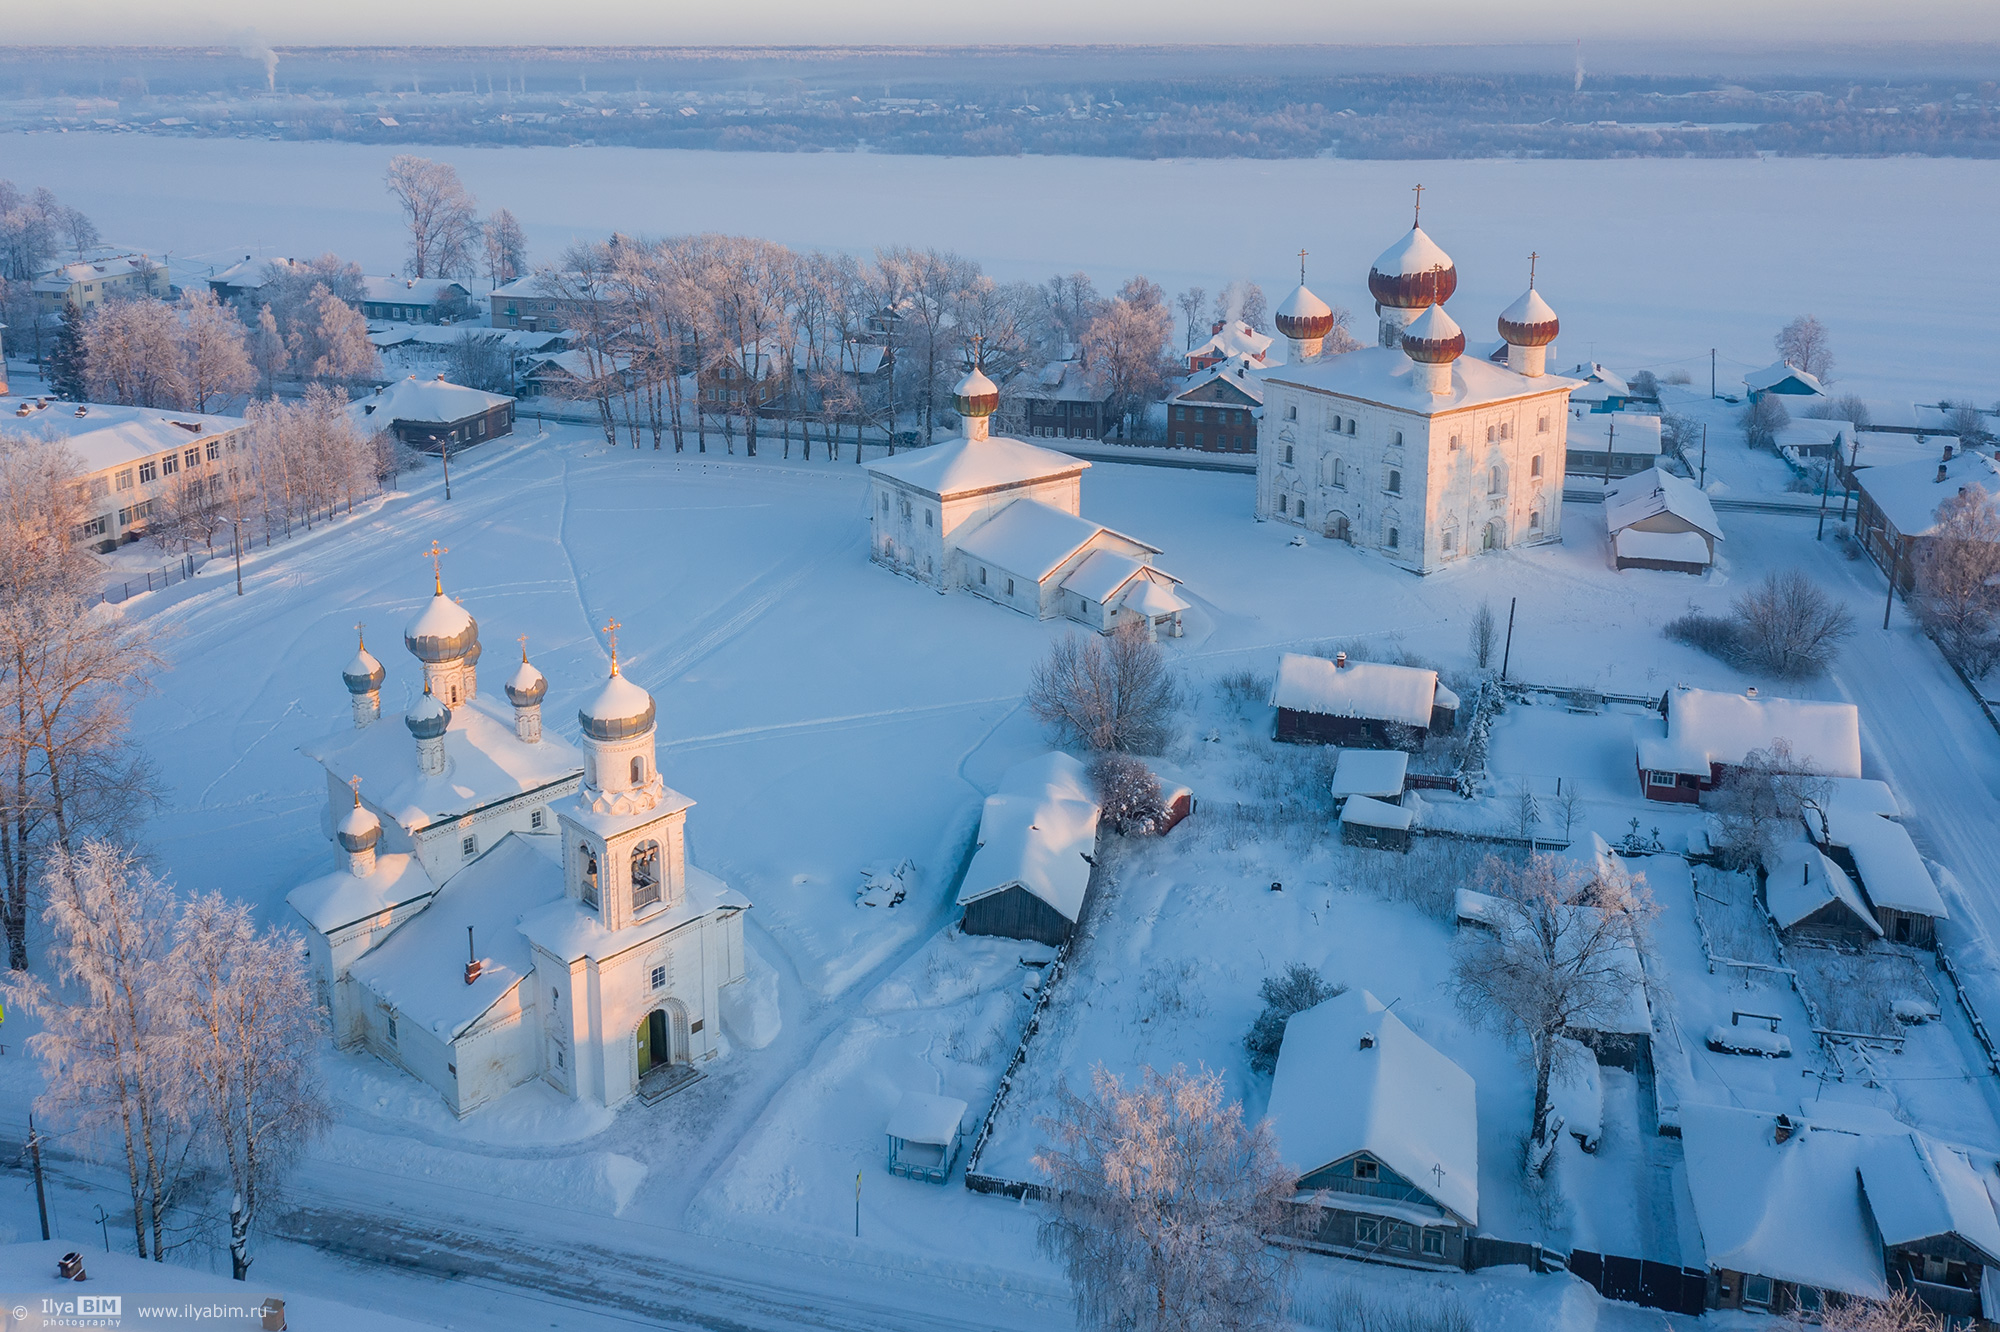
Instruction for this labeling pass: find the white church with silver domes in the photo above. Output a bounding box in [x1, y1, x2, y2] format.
[287, 556, 750, 1116]
[1256, 198, 1580, 572]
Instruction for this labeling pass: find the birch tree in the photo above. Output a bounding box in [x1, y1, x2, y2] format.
[288, 285, 379, 386]
[1775, 314, 1834, 383]
[1027, 621, 1181, 755]
[1034, 1063, 1295, 1332]
[1451, 853, 1653, 1168]
[82, 298, 188, 409]
[385, 156, 480, 279]
[482, 208, 528, 286]
[175, 289, 255, 412]
[1919, 487, 2000, 672]
[248, 304, 289, 396]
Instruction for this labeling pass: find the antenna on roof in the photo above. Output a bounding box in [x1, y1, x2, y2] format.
[1411, 183, 1424, 228]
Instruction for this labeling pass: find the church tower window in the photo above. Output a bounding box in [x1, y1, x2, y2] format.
[631, 841, 662, 911]
[581, 848, 600, 908]
[1284, 445, 1294, 464]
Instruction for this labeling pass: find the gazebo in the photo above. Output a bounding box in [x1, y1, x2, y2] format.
[885, 1092, 968, 1184]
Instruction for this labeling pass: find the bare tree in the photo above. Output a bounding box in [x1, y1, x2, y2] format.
[1040, 271, 1102, 354]
[1775, 315, 1834, 383]
[1034, 1063, 1295, 1332]
[1090, 753, 1165, 834]
[1942, 401, 1993, 447]
[1713, 740, 1833, 872]
[1027, 621, 1180, 754]
[1211, 281, 1268, 333]
[1083, 293, 1172, 438]
[384, 156, 480, 279]
[1732, 569, 1855, 677]
[1740, 393, 1791, 450]
[1553, 783, 1584, 842]
[1174, 286, 1206, 351]
[173, 892, 330, 1279]
[446, 331, 515, 395]
[1452, 853, 1653, 1166]
[1469, 600, 1498, 669]
[1244, 964, 1345, 1075]
[1806, 393, 1871, 429]
[1918, 488, 2000, 672]
[482, 207, 528, 286]
[175, 289, 255, 412]
[0, 181, 65, 279]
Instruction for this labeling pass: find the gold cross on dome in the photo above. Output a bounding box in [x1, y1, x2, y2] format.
[1529, 251, 1539, 287]
[518, 633, 530, 662]
[422, 540, 448, 593]
[1297, 248, 1309, 284]
[1412, 183, 1424, 226]
[604, 617, 622, 673]
[348, 774, 363, 806]
[354, 621, 366, 650]
[971, 333, 985, 368]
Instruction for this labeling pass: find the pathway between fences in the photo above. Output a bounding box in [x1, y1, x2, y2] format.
[98, 552, 209, 606]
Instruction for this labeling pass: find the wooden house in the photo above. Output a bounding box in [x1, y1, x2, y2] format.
[1270, 652, 1456, 749]
[350, 375, 516, 454]
[359, 276, 473, 325]
[998, 359, 1117, 442]
[1860, 1134, 2000, 1324]
[1742, 360, 1827, 405]
[956, 753, 1100, 947]
[885, 1091, 968, 1185]
[1565, 362, 1639, 414]
[1764, 841, 1884, 946]
[1265, 990, 1478, 1270]
[1636, 686, 1861, 804]
[1166, 365, 1261, 453]
[1854, 446, 2000, 585]
[1339, 796, 1413, 852]
[1565, 412, 1662, 479]
[1184, 319, 1274, 374]
[1603, 466, 1722, 573]
[1805, 807, 1946, 950]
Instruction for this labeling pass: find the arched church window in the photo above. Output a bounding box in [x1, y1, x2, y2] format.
[631, 840, 662, 911]
[581, 847, 600, 908]
[630, 755, 647, 786]
[1284, 445, 1294, 465]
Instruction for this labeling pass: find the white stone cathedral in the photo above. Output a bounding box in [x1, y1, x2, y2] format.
[1256, 203, 1579, 572]
[287, 556, 749, 1116]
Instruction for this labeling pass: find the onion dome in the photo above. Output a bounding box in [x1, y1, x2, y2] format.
[1400, 304, 1466, 364]
[952, 364, 1000, 420]
[335, 795, 382, 854]
[1367, 226, 1457, 311]
[506, 655, 548, 708]
[578, 667, 656, 742]
[465, 638, 483, 669]
[405, 588, 479, 665]
[1498, 287, 1560, 348]
[1274, 283, 1336, 342]
[343, 636, 385, 696]
[405, 687, 452, 741]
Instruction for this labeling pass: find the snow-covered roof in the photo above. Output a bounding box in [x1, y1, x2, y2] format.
[517, 863, 748, 965]
[865, 434, 1088, 499]
[1188, 319, 1273, 365]
[1859, 1133, 2000, 1262]
[1059, 549, 1177, 608]
[1340, 795, 1413, 831]
[956, 499, 1158, 583]
[1372, 226, 1452, 280]
[1817, 809, 1946, 919]
[1568, 413, 1663, 456]
[302, 694, 585, 834]
[1823, 776, 1900, 819]
[1121, 576, 1189, 619]
[1565, 362, 1631, 397]
[1261, 346, 1576, 417]
[5, 400, 248, 478]
[1744, 360, 1827, 396]
[349, 834, 558, 1041]
[211, 255, 299, 289]
[1680, 1104, 1889, 1299]
[1265, 989, 1478, 1226]
[1614, 529, 1713, 566]
[1773, 420, 1854, 455]
[1603, 467, 1722, 542]
[997, 750, 1093, 803]
[1647, 686, 1862, 780]
[32, 253, 163, 292]
[1500, 287, 1558, 330]
[955, 788, 1100, 923]
[1276, 283, 1333, 323]
[1765, 840, 1882, 936]
[1170, 364, 1265, 407]
[524, 349, 629, 381]
[1855, 449, 2000, 539]
[491, 273, 571, 300]
[1008, 360, 1107, 404]
[1269, 652, 1438, 728]
[352, 375, 514, 429]
[360, 275, 469, 306]
[886, 1091, 968, 1146]
[286, 851, 436, 936]
[842, 341, 887, 376]
[1330, 748, 1409, 800]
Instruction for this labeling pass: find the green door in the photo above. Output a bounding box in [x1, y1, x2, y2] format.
[637, 1012, 655, 1073]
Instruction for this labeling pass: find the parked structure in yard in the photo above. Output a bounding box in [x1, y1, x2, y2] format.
[1257, 217, 1577, 569]
[1265, 989, 1478, 1269]
[351, 374, 515, 453]
[359, 276, 473, 324]
[996, 358, 1116, 441]
[1743, 360, 1827, 405]
[1270, 651, 1456, 748]
[5, 395, 247, 550]
[867, 367, 1185, 636]
[1603, 466, 1722, 573]
[1165, 364, 1260, 453]
[1565, 412, 1662, 479]
[288, 571, 750, 1115]
[1853, 445, 2000, 582]
[34, 252, 168, 317]
[1636, 686, 1861, 803]
[885, 1092, 968, 1184]
[1339, 796, 1413, 852]
[956, 753, 1101, 946]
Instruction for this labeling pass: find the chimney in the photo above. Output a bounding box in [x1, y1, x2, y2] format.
[1944, 442, 1955, 461]
[1937, 463, 1950, 484]
[1774, 1113, 1797, 1145]
[1746, 686, 1758, 698]
[1335, 651, 1348, 669]
[1358, 1031, 1376, 1050]
[464, 925, 482, 985]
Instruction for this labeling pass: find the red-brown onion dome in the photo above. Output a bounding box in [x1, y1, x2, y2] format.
[1400, 304, 1466, 364]
[952, 365, 1000, 419]
[1498, 287, 1560, 348]
[1273, 283, 1336, 341]
[1367, 226, 1457, 310]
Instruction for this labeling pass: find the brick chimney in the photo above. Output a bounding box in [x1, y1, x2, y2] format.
[1335, 651, 1348, 669]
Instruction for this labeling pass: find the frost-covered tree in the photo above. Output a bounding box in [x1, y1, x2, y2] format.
[384, 155, 480, 279]
[482, 207, 528, 286]
[175, 289, 255, 412]
[1244, 964, 1345, 1075]
[1774, 314, 1834, 383]
[248, 303, 289, 396]
[1034, 1063, 1295, 1332]
[1798, 1289, 1945, 1332]
[1211, 280, 1268, 334]
[1083, 290, 1173, 438]
[1469, 600, 1498, 669]
[1174, 285, 1206, 350]
[1712, 740, 1832, 872]
[1090, 753, 1165, 835]
[1028, 621, 1180, 755]
[288, 285, 379, 386]
[1919, 488, 2000, 673]
[173, 892, 330, 1279]
[1731, 568, 1854, 677]
[82, 298, 188, 408]
[1451, 853, 1653, 1168]
[1740, 393, 1791, 450]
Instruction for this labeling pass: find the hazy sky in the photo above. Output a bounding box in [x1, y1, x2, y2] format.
[23, 0, 2000, 47]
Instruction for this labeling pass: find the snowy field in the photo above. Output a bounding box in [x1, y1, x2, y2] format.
[7, 411, 2000, 1325]
[8, 134, 2000, 400]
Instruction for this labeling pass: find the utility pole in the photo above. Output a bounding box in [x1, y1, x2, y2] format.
[1883, 535, 1900, 630]
[1501, 595, 1518, 680]
[441, 438, 452, 501]
[230, 518, 244, 595]
[1816, 458, 1831, 540]
[1710, 348, 1716, 400]
[29, 1112, 50, 1241]
[854, 1171, 862, 1238]
[1699, 424, 1708, 488]
[1602, 417, 1615, 487]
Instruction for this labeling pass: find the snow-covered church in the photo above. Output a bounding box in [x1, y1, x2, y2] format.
[866, 364, 1188, 638]
[286, 559, 750, 1115]
[1256, 201, 1580, 571]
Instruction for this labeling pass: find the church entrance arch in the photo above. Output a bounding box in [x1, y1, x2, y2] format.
[1324, 511, 1351, 543]
[1482, 521, 1505, 552]
[636, 998, 691, 1077]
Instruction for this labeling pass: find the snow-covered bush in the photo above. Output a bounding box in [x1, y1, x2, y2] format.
[1740, 393, 1791, 449]
[1732, 569, 1855, 677]
[1091, 753, 1166, 834]
[1243, 963, 1346, 1075]
[1664, 607, 1743, 661]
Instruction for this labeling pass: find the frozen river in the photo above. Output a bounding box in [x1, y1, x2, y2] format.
[7, 133, 1997, 399]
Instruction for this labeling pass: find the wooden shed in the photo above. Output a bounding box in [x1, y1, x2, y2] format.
[1270, 652, 1449, 750]
[1339, 796, 1413, 852]
[956, 753, 1100, 946]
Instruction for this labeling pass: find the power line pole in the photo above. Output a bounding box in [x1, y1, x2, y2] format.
[1501, 596, 1518, 680]
[29, 1112, 50, 1241]
[1710, 348, 1716, 400]
[1699, 424, 1708, 488]
[1602, 417, 1615, 487]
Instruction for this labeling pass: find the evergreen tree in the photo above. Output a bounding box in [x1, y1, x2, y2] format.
[47, 315, 87, 400]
